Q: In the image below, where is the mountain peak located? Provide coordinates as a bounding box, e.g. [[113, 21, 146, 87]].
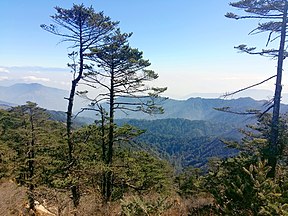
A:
[[0, 83, 69, 111], [11, 83, 55, 90]]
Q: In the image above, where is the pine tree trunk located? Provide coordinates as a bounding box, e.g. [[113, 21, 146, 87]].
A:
[[268, 1, 288, 178], [66, 30, 84, 209], [66, 79, 77, 163], [99, 107, 108, 199], [28, 107, 35, 211], [105, 68, 115, 202]]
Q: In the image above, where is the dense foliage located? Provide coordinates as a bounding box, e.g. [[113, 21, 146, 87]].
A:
[[0, 103, 175, 214], [117, 118, 239, 170], [2, 2, 288, 215], [2, 105, 288, 215]]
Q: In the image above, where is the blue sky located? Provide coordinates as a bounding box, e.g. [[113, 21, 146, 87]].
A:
[[0, 0, 284, 99]]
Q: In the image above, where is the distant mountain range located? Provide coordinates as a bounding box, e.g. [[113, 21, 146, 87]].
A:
[[186, 89, 274, 101], [1, 83, 276, 129], [1, 83, 285, 170], [0, 100, 15, 110], [186, 89, 288, 104], [111, 97, 280, 125], [0, 83, 69, 111], [1, 83, 288, 124]]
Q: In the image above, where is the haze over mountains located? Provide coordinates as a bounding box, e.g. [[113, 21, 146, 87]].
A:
[[0, 83, 69, 111], [186, 89, 275, 102], [0, 83, 287, 123], [2, 82, 287, 169], [0, 83, 86, 112]]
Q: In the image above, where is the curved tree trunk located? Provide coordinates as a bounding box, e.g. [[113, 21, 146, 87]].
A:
[[66, 29, 84, 210]]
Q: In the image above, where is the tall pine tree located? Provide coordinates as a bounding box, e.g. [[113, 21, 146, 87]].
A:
[[226, 0, 288, 177], [41, 4, 118, 207], [80, 29, 167, 201]]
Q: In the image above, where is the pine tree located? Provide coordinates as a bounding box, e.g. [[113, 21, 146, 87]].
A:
[[80, 30, 167, 201], [226, 0, 288, 177], [0, 103, 53, 211], [41, 4, 118, 207]]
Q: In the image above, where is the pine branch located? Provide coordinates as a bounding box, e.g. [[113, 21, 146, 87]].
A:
[[214, 107, 261, 115]]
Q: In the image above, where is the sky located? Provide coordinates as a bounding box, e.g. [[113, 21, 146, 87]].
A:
[[0, 0, 286, 99]]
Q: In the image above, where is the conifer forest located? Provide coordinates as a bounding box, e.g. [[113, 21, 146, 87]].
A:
[[3, 1, 288, 215]]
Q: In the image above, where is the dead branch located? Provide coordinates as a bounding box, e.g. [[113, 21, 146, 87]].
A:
[[222, 75, 277, 98]]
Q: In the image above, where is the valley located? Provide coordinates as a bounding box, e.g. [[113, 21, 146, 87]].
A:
[[0, 83, 276, 171]]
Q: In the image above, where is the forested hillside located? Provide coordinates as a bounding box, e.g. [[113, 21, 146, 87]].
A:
[[3, 1, 288, 216], [117, 118, 240, 170]]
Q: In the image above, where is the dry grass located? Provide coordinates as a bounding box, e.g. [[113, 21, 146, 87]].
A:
[[0, 180, 26, 215], [0, 180, 214, 216]]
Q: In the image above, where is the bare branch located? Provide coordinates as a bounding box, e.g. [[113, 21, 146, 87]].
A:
[[222, 75, 277, 98], [259, 104, 274, 119]]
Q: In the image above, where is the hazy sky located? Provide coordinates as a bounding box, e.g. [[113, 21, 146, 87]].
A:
[[0, 0, 285, 99]]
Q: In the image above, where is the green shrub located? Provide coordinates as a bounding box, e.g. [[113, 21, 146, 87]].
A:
[[206, 156, 288, 215]]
